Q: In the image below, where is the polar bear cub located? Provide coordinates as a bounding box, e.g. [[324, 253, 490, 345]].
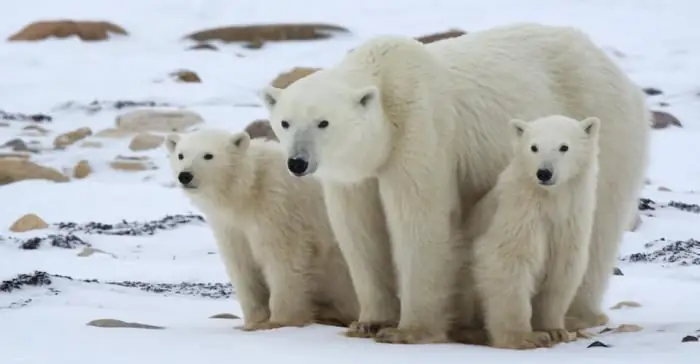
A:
[[471, 115, 600, 349], [165, 128, 358, 331]]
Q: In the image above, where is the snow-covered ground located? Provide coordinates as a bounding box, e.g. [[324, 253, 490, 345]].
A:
[[1, 0, 699, 363]]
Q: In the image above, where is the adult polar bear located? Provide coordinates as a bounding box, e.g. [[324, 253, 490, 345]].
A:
[[260, 23, 650, 344]]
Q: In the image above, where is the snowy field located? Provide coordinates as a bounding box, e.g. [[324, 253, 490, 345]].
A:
[[1, 0, 700, 363]]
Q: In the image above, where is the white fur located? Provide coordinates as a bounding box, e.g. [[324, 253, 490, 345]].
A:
[[260, 23, 650, 343], [469, 115, 600, 349], [165, 129, 358, 330]]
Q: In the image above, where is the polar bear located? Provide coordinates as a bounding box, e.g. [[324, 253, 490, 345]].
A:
[[259, 23, 650, 344], [467, 115, 600, 350], [165, 128, 358, 331]]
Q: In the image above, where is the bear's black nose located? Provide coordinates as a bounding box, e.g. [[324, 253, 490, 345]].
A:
[[287, 157, 309, 176], [178, 171, 194, 185], [536, 168, 553, 183]]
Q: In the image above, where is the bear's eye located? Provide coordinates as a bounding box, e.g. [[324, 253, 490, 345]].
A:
[[203, 153, 214, 160], [178, 153, 184, 160], [318, 120, 329, 129], [559, 144, 569, 153], [530, 145, 538, 153], [281, 121, 290, 129]]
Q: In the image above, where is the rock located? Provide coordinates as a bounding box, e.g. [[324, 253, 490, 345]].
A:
[[115, 155, 150, 161], [110, 160, 152, 172], [1, 138, 33, 152], [115, 110, 204, 133], [22, 125, 50, 136], [183, 23, 349, 44], [170, 69, 201, 83], [0, 122, 9, 127], [587, 340, 610, 348], [243, 38, 264, 49], [658, 186, 672, 192], [187, 43, 218, 51], [613, 267, 624, 276], [415, 29, 466, 44], [244, 119, 278, 141], [682, 335, 699, 343], [643, 87, 663, 96], [128, 133, 164, 151], [56, 100, 172, 114], [54, 127, 93, 148], [8, 20, 128, 42], [610, 300, 642, 310], [73, 160, 92, 179], [612, 324, 643, 333], [86, 319, 164, 330], [77, 246, 116, 258], [627, 213, 642, 232], [10, 213, 49, 233], [651, 110, 682, 129], [80, 140, 103, 148], [0, 110, 52, 122], [270, 67, 320, 89], [0, 159, 69, 185], [94, 128, 134, 139], [209, 313, 240, 319]]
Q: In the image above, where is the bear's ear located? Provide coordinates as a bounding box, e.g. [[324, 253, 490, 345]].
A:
[[508, 118, 528, 139], [259, 86, 283, 111], [230, 132, 251, 152], [353, 86, 379, 108], [165, 133, 180, 154], [581, 117, 601, 137]]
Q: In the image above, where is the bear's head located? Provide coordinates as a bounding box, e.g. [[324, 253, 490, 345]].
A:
[[165, 129, 252, 196], [259, 72, 391, 183], [509, 114, 600, 188]]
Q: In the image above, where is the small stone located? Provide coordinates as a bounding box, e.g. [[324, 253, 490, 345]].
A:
[[128, 133, 164, 151], [657, 186, 672, 192], [116, 155, 150, 161], [77, 246, 115, 258], [110, 161, 151, 172], [22, 125, 50, 134], [613, 324, 643, 333], [610, 300, 641, 310], [2, 138, 31, 152], [170, 70, 201, 83], [643, 88, 663, 96], [73, 160, 92, 179], [209, 313, 240, 319], [651, 110, 682, 129], [10, 213, 49, 232], [681, 335, 699, 342], [415, 29, 466, 44], [587, 340, 610, 348], [613, 267, 624, 276], [86, 318, 164, 330], [80, 140, 103, 148], [187, 43, 218, 51], [54, 127, 92, 148]]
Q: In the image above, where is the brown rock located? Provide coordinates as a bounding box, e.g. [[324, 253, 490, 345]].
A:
[[271, 67, 320, 89], [170, 70, 201, 83], [9, 213, 49, 232], [115, 110, 204, 133], [73, 160, 92, 179], [243, 38, 264, 49], [0, 159, 69, 185], [183, 23, 349, 44], [8, 20, 128, 42], [86, 319, 164, 330], [187, 43, 218, 51], [128, 133, 164, 151], [110, 161, 151, 172], [651, 110, 682, 129], [54, 127, 93, 148], [244, 119, 278, 141], [0, 153, 30, 159], [415, 29, 466, 44]]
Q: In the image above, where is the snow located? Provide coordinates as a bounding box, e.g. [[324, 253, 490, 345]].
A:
[[1, 0, 699, 362]]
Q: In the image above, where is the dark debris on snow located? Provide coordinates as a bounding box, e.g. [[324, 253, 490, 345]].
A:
[[54, 100, 173, 114], [54, 213, 205, 237], [622, 238, 700, 266], [0, 109, 52, 122], [637, 198, 700, 214]]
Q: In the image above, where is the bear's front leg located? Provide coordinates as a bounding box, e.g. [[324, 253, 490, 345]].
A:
[[373, 168, 459, 344], [323, 180, 400, 338], [209, 223, 270, 330], [248, 234, 316, 331], [472, 222, 551, 350]]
